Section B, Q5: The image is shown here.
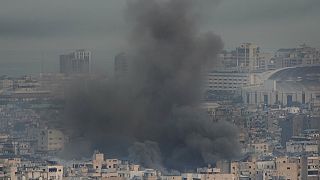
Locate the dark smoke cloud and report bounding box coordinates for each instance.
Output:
[129,141,163,171]
[62,0,239,170]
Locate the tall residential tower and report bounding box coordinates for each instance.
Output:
[114,52,129,79]
[60,49,92,74]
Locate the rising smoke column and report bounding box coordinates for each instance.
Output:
[63,0,239,170]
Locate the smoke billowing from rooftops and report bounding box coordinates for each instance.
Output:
[62,0,239,170]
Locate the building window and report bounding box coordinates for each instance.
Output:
[264,95,268,105]
[287,95,293,107]
[255,92,257,104]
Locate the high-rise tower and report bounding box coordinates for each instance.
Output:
[60,49,91,74]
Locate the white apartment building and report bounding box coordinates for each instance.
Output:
[60,49,92,74]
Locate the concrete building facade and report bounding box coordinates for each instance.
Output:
[60,49,91,74]
[37,129,65,152]
[114,52,129,80]
[242,66,320,107]
[275,44,320,69]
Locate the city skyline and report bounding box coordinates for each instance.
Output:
[1,0,320,76]
[0,0,319,178]
[0,43,318,77]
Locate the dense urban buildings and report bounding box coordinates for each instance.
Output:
[216,44,320,73]
[204,44,320,101]
[275,44,320,69]
[2,0,320,178]
[0,43,319,179]
[217,43,274,72]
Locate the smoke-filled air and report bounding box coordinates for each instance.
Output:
[62,0,240,171]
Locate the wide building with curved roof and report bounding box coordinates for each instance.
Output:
[242,65,320,107]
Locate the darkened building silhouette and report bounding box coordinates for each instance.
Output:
[280,114,309,146]
[114,52,129,79]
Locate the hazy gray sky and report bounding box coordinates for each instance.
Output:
[0,0,319,76]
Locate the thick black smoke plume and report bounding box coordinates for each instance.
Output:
[62,0,239,170]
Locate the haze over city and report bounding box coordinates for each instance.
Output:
[0,0,319,179]
[1,0,320,76]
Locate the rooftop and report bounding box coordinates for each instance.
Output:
[269,65,320,81]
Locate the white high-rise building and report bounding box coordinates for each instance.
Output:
[217,43,271,72]
[60,49,91,74]
[235,43,260,71]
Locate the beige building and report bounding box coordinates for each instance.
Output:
[93,151,105,174]
[0,158,20,180]
[181,167,237,180]
[161,176,182,180]
[307,156,320,179]
[37,129,65,152]
[79,151,156,180]
[275,44,320,69]
[236,43,260,71]
[182,172,236,180]
[275,157,300,180]
[218,43,263,71]
[17,165,63,180]
[231,156,304,180]
[0,78,13,90]
[286,140,319,154]
[250,143,270,154]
